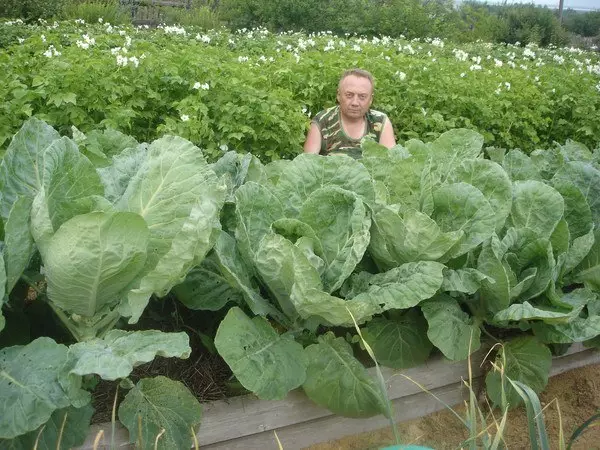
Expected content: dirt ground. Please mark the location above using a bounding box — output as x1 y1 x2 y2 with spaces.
306 364 600 450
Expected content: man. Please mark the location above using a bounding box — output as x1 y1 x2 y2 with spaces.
303 69 396 159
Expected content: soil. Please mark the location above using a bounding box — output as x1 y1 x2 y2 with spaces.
91 297 234 423
306 364 600 450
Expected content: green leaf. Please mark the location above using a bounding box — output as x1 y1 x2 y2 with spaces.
44 212 148 317
298 186 370 292
214 307 306 400
430 128 484 163
84 128 139 160
97 144 148 203
0 127 103 231
350 261 446 311
563 228 595 276
118 376 202 450
552 161 600 230
65 330 190 381
552 181 593 240
573 230 600 291
493 301 582 323
370 207 463 267
511 238 555 302
442 268 492 294
303 332 388 418
486 337 552 408
509 181 564 240
0 118 60 220
173 257 242 311
550 218 570 257
503 149 542 182
0 255 6 333
3 196 34 293
421 295 481 360
275 153 376 215
530 147 564 180
362 310 432 369
212 232 282 320
477 243 511 313
431 182 496 259
125 183 225 323
446 159 512 232
0 337 90 439
531 316 600 343
254 232 318 321
234 181 285 263
558 140 593 163
116 136 223 275
0 405 94 450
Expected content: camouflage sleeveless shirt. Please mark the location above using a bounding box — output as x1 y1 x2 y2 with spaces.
312 105 388 159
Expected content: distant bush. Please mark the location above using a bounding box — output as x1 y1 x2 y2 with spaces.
61 0 131 24
495 4 569 46
563 10 600 37
161 5 220 28
0 0 67 21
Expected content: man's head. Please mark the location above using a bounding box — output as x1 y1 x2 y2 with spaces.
337 69 374 120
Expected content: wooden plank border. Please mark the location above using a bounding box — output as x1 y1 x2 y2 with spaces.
78 344 599 450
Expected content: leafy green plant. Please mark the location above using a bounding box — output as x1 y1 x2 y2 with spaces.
61 0 131 25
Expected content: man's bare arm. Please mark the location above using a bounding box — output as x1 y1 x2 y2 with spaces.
303 122 322 154
379 118 396 148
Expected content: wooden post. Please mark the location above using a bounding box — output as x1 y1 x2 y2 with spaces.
558 0 564 24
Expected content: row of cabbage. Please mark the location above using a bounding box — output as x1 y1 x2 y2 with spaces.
1 118 600 449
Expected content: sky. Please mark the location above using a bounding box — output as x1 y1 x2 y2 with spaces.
456 0 599 10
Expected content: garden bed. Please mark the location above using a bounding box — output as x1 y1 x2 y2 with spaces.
78 343 599 450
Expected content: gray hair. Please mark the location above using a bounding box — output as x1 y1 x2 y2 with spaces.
338 68 375 91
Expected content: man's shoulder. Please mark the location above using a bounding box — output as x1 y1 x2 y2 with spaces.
313 105 338 122
368 109 388 121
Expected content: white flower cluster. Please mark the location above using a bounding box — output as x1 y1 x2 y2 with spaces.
553 54 565 65
163 25 186 35
324 39 335 52
74 19 85 25
395 71 407 81
494 58 503 67
4 19 24 25
494 81 511 95
587 64 600 76
402 44 416 55
453 49 468 62
193 82 209 90
523 48 536 59
238 56 249 62
76 34 95 49
196 34 211 43
431 37 444 48
43 45 61 58
113 45 144 67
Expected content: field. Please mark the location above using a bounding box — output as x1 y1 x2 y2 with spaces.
1 19 600 162
1 18 600 450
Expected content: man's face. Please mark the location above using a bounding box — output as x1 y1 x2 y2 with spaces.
337 75 373 120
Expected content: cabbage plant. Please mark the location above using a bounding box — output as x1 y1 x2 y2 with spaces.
0 118 225 448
